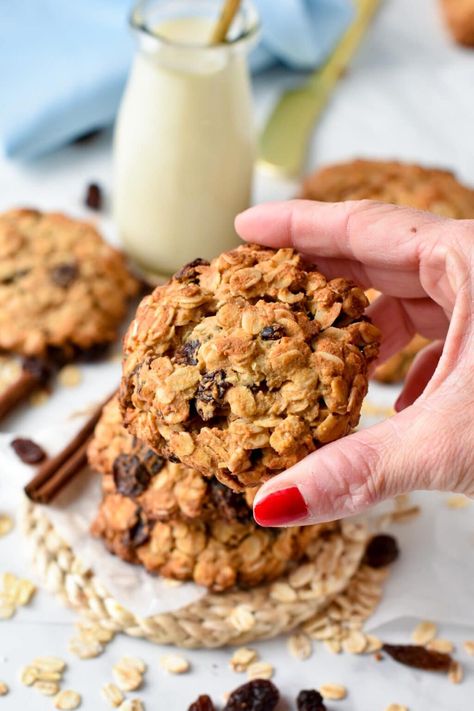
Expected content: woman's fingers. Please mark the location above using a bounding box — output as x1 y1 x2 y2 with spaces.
395 340 444 411
253 403 455 526
235 199 446 298
367 294 449 366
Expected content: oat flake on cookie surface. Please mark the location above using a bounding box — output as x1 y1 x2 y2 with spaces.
120 244 380 489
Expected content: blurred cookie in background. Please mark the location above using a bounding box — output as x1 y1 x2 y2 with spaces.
301 159 474 382
440 0 474 47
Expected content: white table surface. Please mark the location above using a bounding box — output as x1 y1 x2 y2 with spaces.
1 0 474 708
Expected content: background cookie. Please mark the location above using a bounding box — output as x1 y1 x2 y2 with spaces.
0 209 139 358
440 0 474 47
120 244 380 490
301 160 474 383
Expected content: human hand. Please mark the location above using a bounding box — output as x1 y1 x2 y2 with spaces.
235 199 474 526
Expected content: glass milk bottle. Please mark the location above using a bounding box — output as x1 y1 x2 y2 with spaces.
114 0 259 279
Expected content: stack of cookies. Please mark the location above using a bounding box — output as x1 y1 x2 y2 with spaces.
90 244 380 592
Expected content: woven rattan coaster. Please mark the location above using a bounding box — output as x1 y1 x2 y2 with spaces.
21 500 382 649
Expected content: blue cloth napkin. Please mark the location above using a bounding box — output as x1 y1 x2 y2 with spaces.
0 0 354 159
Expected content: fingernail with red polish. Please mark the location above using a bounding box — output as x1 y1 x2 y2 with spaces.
254 487 308 526
394 394 404 412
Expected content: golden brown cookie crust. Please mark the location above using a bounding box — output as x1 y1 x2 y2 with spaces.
301 160 474 382
0 209 139 357
120 244 380 489
440 0 474 47
91 491 335 591
301 160 474 218
88 397 253 523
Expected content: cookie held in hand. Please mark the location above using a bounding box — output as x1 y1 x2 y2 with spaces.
120 244 379 490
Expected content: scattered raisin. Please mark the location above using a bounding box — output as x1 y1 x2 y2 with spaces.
209 481 251 523
72 128 102 145
175 339 201 366
21 356 52 385
223 679 279 711
188 695 215 711
84 182 103 210
112 454 152 497
260 324 285 341
364 534 399 568
196 369 230 420
297 689 326 711
11 437 46 464
174 258 209 282
382 644 452 672
50 263 78 288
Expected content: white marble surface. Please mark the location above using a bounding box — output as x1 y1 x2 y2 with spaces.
1 0 474 708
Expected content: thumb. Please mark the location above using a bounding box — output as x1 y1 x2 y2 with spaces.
253 405 446 526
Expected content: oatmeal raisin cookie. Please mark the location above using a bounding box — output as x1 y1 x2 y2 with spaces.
301 160 474 382
120 244 380 490
0 209 139 358
89 397 252 523
91 492 335 591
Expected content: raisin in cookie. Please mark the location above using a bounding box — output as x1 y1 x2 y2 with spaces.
120 244 380 490
440 0 474 46
0 209 139 358
301 159 474 383
89 396 252 523
91 492 335 591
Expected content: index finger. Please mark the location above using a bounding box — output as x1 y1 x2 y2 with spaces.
235 199 446 298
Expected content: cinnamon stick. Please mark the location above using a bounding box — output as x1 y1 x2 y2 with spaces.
0 357 52 423
24 391 116 504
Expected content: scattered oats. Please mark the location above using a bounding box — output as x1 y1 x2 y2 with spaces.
446 495 471 509
20 666 38 686
159 654 190 675
101 682 124 707
342 630 367 654
426 639 454 654
230 647 258 672
246 662 273 681
229 605 255 632
116 657 147 674
32 656 66 673
112 664 143 692
391 506 421 522
0 603 15 620
58 365 82 388
0 681 8 695
324 639 341 655
385 705 408 711
118 701 144 711
288 633 312 660
0 357 21 391
14 578 36 606
411 621 437 645
361 401 395 418
163 578 183 588
319 683 347 700
449 661 463 685
68 637 103 659
30 389 50 407
364 635 383 653
0 515 13 537
463 640 474 656
76 621 115 644
36 670 63 682
222 692 231 704
54 689 82 709
270 582 297 603
34 680 60 696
